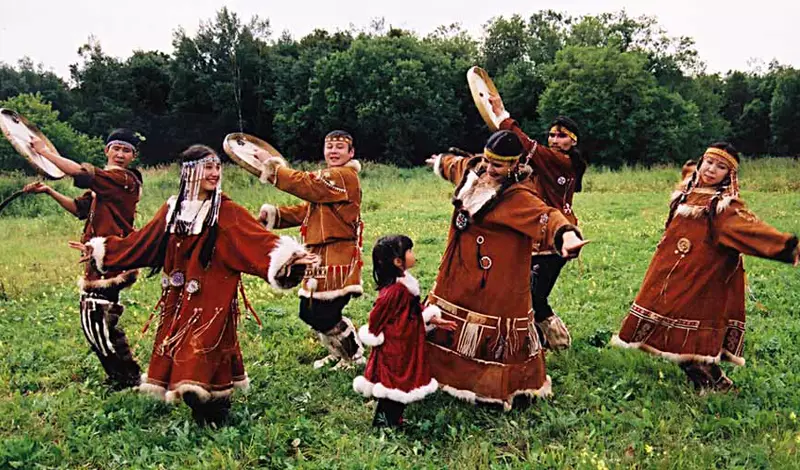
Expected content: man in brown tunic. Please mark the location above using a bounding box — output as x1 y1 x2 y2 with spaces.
256 130 365 369
23 129 144 389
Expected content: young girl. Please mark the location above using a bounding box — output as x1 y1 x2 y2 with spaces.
71 145 316 425
353 235 456 427
613 143 799 392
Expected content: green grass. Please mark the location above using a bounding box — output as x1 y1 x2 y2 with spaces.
1 159 799 469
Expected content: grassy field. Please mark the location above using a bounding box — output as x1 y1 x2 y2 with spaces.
1 158 799 469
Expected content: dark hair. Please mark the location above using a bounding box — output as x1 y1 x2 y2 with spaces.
106 128 142 151
549 116 588 192
664 141 739 239
148 144 220 276
325 130 354 150
485 130 524 158
372 235 413 290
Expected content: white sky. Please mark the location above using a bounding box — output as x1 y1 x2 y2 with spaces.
1 0 797 80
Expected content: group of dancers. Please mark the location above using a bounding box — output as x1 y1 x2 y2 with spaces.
20 89 798 428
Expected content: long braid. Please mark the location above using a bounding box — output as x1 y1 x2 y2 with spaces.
147 178 186 277
706 175 732 242
665 172 696 229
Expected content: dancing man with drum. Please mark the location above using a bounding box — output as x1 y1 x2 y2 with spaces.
22 129 144 389
255 130 366 369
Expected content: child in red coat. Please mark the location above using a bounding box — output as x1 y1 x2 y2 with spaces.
353 235 456 427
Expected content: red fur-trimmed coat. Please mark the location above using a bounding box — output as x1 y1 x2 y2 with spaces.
73 163 141 291
353 274 441 403
86 194 306 402
613 184 798 366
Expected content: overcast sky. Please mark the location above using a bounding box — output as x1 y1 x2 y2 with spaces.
1 0 797 80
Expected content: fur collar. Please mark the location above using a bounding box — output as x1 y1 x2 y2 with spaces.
396 272 420 297
451 158 532 217
454 171 502 216
166 196 211 235
670 188 737 219
340 159 362 173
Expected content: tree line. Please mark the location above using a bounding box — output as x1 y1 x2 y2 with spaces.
1 8 798 173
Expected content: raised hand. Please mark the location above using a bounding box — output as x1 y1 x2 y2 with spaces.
68 240 94 264
29 135 52 158
488 94 505 117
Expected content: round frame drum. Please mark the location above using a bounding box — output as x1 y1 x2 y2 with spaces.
0 108 65 179
222 132 285 177
466 66 508 132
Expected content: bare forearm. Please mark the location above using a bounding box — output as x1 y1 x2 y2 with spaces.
46 188 79 216
39 150 83 175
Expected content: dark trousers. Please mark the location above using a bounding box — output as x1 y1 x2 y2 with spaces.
299 294 352 333
80 292 141 388
373 399 406 427
530 254 567 323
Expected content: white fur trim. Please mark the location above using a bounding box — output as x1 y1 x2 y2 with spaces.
717 196 735 213
78 269 138 291
352 376 438 404
358 324 385 347
267 236 307 291
440 375 552 411
85 237 107 273
610 335 745 366
298 283 364 300
422 305 442 324
343 159 362 173
454 171 500 216
433 154 444 179
260 203 277 229
260 156 288 184
396 272 420 297
138 374 167 400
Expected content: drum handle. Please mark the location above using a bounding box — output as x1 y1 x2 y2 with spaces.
0 189 26 216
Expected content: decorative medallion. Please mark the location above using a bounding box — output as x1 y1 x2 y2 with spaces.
161 275 169 289
479 256 493 270
557 176 567 186
455 210 470 231
186 279 200 294
539 213 549 224
676 238 692 254
170 271 186 287
476 235 485 245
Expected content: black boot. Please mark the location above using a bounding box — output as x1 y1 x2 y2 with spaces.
373 399 405 428
679 362 714 391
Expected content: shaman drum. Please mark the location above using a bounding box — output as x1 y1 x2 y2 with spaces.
0 108 65 179
222 132 285 178
466 66 509 132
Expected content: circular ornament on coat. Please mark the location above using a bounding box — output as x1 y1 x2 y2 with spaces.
455 210 470 231
186 279 200 294
479 256 493 270
557 176 567 186
677 238 692 254
170 271 186 287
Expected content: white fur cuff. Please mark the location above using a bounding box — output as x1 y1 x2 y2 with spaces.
267 236 307 291
260 203 277 229
422 305 442 323
259 156 288 185
433 154 444 179
86 237 107 273
358 324 384 347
